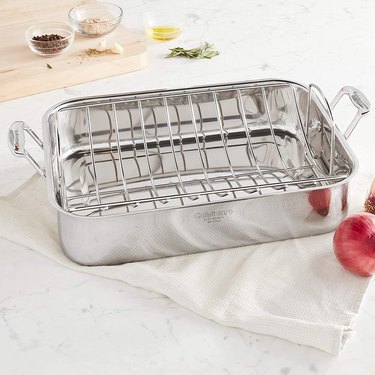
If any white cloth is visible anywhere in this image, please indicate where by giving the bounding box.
[0,172,372,355]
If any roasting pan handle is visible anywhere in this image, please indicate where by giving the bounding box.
[8,121,46,178]
[331,86,370,139]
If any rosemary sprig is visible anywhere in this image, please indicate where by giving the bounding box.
[166,42,219,59]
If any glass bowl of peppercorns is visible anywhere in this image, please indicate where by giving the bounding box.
[25,22,74,57]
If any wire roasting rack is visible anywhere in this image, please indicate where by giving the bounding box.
[47,81,350,217]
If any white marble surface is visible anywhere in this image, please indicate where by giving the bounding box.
[1,0,375,373]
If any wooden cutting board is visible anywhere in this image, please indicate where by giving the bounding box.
[0,0,148,102]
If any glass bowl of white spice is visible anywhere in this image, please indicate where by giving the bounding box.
[68,2,123,37]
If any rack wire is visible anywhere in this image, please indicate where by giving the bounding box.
[58,82,349,216]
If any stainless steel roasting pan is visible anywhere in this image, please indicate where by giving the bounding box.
[8,79,370,265]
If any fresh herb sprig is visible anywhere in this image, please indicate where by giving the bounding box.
[166,42,219,59]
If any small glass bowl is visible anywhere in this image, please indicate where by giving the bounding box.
[25,22,74,57]
[143,11,184,41]
[68,2,123,37]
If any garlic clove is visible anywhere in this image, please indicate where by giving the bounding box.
[111,42,124,54]
[96,39,107,52]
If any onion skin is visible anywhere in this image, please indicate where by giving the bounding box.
[333,213,375,277]
[364,179,375,214]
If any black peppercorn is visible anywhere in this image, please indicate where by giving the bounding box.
[31,34,69,55]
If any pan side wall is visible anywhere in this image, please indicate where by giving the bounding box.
[58,183,348,266]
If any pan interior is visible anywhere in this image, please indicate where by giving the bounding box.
[47,82,354,216]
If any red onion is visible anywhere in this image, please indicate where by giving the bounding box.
[333,213,375,277]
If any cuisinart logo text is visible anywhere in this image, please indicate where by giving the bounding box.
[194,209,233,224]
